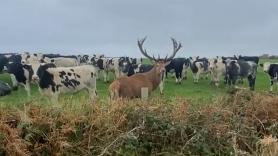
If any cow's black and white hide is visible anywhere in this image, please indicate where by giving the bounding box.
[236,55,260,64]
[0,53,22,72]
[6,62,34,96]
[77,55,92,64]
[208,57,226,87]
[36,63,98,102]
[189,57,210,83]
[117,57,143,76]
[224,59,257,90]
[131,64,154,75]
[43,56,79,67]
[260,62,278,91]
[165,58,190,84]
[92,56,126,82]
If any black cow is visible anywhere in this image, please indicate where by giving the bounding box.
[260,62,278,91]
[236,55,259,64]
[224,59,257,90]
[165,58,190,84]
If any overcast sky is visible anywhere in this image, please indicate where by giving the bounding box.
[0,0,277,57]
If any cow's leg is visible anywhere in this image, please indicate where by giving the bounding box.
[224,75,228,84]
[270,79,274,92]
[176,71,182,84]
[10,74,18,90]
[23,82,31,97]
[175,71,179,83]
[192,73,196,83]
[87,87,97,100]
[182,68,187,80]
[104,70,109,82]
[50,93,59,105]
[195,72,200,83]
[248,75,254,90]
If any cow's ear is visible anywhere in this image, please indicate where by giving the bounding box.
[259,63,263,67]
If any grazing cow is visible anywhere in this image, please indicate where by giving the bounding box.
[6,62,34,96]
[189,56,210,83]
[109,37,182,99]
[165,58,190,84]
[209,57,226,87]
[36,63,98,102]
[224,59,257,90]
[260,62,278,91]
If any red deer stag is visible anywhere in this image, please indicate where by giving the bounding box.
[109,37,182,99]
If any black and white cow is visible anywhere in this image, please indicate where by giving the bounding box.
[92,56,140,82]
[21,53,80,80]
[189,56,210,83]
[209,57,226,87]
[165,58,190,84]
[224,59,257,90]
[36,63,98,102]
[260,62,278,92]
[0,53,22,72]
[118,57,143,77]
[6,62,34,96]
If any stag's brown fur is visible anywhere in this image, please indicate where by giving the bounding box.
[109,37,182,99]
[109,61,166,99]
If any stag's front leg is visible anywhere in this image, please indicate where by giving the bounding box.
[159,80,164,95]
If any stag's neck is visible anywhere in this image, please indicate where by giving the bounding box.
[144,66,162,90]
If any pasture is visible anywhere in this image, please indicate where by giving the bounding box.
[0,58,277,107]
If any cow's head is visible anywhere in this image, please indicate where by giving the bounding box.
[119,57,131,73]
[36,63,56,81]
[260,62,271,73]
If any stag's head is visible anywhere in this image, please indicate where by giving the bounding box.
[138,37,182,76]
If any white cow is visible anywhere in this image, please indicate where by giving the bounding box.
[36,63,98,103]
[209,57,226,87]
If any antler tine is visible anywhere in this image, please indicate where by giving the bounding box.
[165,38,182,62]
[138,37,157,61]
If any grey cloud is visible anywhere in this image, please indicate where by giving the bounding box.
[0,0,277,57]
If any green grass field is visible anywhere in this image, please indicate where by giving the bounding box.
[0,58,278,107]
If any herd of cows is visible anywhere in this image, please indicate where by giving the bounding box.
[0,38,278,101]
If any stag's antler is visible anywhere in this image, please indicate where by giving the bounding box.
[165,38,182,62]
[138,37,158,62]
